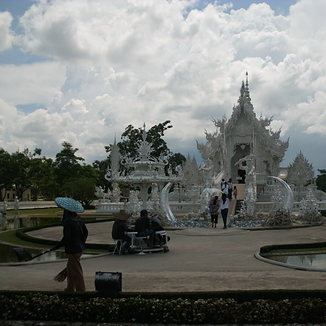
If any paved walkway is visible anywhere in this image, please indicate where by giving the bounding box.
[1,220,326,293]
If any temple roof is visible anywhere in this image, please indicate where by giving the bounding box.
[225,73,289,160]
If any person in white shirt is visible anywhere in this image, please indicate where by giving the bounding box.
[220,193,229,229]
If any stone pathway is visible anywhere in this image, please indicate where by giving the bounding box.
[1,220,326,292]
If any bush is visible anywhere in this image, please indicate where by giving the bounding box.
[0,292,326,323]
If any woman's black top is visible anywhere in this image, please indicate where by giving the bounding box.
[57,215,88,254]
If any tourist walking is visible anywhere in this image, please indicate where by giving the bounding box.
[227,178,233,200]
[53,197,88,292]
[209,195,219,228]
[233,186,238,200]
[220,193,229,229]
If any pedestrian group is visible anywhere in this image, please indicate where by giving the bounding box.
[209,178,237,229]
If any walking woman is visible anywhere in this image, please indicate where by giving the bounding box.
[53,197,88,292]
[209,195,220,228]
[220,193,229,229]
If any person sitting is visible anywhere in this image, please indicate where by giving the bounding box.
[150,216,166,246]
[135,209,155,247]
[111,210,132,254]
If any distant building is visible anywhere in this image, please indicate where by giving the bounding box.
[1,188,31,201]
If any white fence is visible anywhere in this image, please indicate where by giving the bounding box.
[3,201,57,210]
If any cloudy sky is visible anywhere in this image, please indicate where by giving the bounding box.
[0,0,325,173]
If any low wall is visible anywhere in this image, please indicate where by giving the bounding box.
[256,201,326,212]
[4,201,57,210]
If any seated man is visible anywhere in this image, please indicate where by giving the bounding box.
[134,209,155,247]
[150,216,170,247]
[111,210,132,254]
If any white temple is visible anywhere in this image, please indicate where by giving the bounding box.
[197,73,289,196]
[94,73,326,224]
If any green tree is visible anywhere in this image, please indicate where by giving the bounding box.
[31,155,58,200]
[168,152,186,174]
[10,149,32,200]
[92,159,109,189]
[27,148,54,200]
[316,169,326,193]
[38,165,59,199]
[54,142,85,185]
[0,148,13,201]
[63,177,96,208]
[117,120,172,160]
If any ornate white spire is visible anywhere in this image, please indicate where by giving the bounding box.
[238,72,252,108]
[244,71,251,101]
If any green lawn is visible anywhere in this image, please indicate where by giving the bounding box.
[6,207,62,217]
[1,208,113,253]
[0,229,52,248]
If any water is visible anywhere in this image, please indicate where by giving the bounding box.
[0,243,93,263]
[267,253,326,270]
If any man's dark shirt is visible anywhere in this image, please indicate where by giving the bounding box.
[112,220,129,239]
[135,216,150,234]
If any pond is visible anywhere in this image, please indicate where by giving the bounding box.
[265,253,326,270]
[0,243,93,264]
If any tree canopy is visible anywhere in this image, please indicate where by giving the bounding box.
[316,169,326,193]
[116,120,173,160]
[0,122,186,204]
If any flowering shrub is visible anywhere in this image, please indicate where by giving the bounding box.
[0,293,325,323]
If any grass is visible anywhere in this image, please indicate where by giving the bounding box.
[6,207,62,217]
[1,208,114,253]
[0,229,51,248]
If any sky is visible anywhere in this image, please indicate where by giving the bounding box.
[0,0,325,173]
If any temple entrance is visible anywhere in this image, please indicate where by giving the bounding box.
[231,143,250,184]
[238,167,246,184]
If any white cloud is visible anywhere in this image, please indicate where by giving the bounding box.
[284,91,326,135]
[0,62,66,106]
[0,12,14,51]
[0,0,325,170]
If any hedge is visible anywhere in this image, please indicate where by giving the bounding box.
[0,292,326,323]
[15,220,115,252]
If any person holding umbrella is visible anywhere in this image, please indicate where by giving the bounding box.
[53,197,88,292]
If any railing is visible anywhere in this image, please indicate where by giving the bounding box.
[3,201,57,210]
[169,201,201,213]
[95,201,125,213]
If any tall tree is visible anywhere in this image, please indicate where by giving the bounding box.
[0,148,13,201]
[117,120,172,160]
[29,151,58,200]
[92,159,109,190]
[316,169,326,193]
[63,177,96,208]
[168,153,186,174]
[54,142,85,185]
[10,149,32,200]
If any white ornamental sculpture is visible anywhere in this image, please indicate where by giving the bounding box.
[104,126,182,222]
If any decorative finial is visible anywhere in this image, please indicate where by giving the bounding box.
[244,72,251,100]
